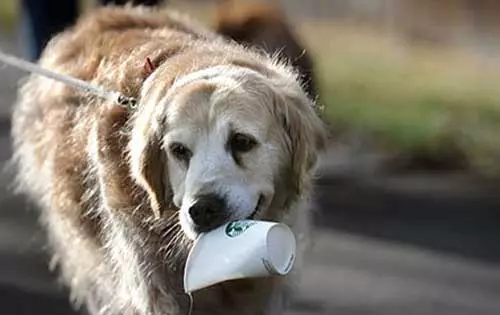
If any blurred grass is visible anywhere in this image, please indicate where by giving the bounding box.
[0,0,16,30]
[299,22,500,176]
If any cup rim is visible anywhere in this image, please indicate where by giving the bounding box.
[264,224,296,275]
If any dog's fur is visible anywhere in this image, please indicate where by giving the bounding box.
[11,5,325,315]
[214,0,318,100]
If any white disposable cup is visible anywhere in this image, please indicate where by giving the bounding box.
[183,220,296,293]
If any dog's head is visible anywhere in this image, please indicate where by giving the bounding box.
[128,62,325,240]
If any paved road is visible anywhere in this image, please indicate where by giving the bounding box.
[1,31,500,315]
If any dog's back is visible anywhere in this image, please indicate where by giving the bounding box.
[12,6,220,186]
[214,0,317,99]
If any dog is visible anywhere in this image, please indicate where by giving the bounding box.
[11,5,325,315]
[214,0,318,100]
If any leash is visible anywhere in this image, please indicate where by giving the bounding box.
[0,49,137,111]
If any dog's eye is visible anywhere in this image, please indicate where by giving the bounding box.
[169,142,192,163]
[230,133,258,153]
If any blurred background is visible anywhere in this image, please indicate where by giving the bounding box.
[1,0,500,314]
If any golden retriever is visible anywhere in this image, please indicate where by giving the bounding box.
[11,5,325,315]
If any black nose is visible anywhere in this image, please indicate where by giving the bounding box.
[189,194,228,233]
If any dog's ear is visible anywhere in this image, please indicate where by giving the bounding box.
[128,109,167,219]
[93,103,139,209]
[274,92,326,195]
[135,137,166,218]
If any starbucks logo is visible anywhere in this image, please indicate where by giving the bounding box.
[225,220,256,238]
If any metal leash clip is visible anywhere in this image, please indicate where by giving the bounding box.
[116,94,138,112]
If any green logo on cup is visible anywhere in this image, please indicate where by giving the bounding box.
[225,220,256,238]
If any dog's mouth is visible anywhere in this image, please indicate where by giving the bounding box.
[247,194,265,220]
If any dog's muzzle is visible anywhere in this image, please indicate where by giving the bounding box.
[188,194,230,233]
[187,193,265,234]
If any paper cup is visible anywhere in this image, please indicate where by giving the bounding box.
[183,220,296,293]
